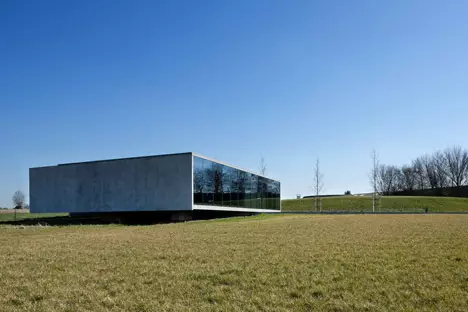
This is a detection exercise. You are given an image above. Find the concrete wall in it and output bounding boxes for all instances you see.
[30,153,193,213]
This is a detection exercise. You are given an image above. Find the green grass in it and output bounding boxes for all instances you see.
[0,214,467,311]
[0,212,67,222]
[282,196,468,212]
[205,198,280,210]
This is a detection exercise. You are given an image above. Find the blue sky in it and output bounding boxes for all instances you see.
[1,0,468,206]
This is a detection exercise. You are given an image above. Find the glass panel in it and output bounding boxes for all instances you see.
[202,158,214,205]
[212,162,223,206]
[267,179,272,210]
[236,169,246,208]
[222,165,231,207]
[194,156,281,210]
[244,173,251,208]
[193,156,204,204]
[255,175,261,209]
[250,174,257,209]
[274,181,281,210]
[239,170,249,208]
[230,169,239,207]
[260,177,268,209]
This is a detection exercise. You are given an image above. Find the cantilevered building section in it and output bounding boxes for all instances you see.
[29,152,281,214]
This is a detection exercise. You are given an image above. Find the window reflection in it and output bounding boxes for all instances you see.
[193,156,280,210]
[222,165,231,207]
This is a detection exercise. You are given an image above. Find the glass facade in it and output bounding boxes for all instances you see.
[193,156,281,210]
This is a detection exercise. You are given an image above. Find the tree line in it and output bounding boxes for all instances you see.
[375,146,468,195]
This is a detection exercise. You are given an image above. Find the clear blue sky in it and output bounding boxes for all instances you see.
[1,0,468,206]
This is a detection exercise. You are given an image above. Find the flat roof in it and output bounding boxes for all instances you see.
[57,152,192,166]
[31,152,280,182]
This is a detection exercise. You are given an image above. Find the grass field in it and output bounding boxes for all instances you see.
[282,196,468,212]
[0,214,467,311]
[0,212,67,222]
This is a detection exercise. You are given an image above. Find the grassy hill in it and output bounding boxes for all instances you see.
[2,195,467,223]
[282,196,468,212]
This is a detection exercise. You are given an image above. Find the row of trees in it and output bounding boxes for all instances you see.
[373,146,468,195]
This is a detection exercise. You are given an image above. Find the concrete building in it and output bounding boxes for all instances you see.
[30,153,281,217]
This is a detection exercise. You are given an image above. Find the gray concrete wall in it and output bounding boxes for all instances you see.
[30,153,193,213]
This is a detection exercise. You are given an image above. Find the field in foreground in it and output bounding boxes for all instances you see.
[0,215,467,312]
[282,195,468,212]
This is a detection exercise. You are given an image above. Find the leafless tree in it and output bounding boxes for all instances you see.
[412,157,426,190]
[369,150,379,212]
[433,151,449,188]
[377,165,399,195]
[259,156,267,176]
[400,165,416,191]
[421,154,439,189]
[372,146,468,195]
[313,158,324,211]
[12,190,25,209]
[443,146,468,187]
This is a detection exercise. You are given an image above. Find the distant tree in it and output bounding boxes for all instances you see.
[374,145,468,195]
[394,167,405,192]
[12,190,25,209]
[313,158,324,211]
[377,165,399,195]
[258,156,267,176]
[419,153,448,189]
[400,165,416,191]
[443,146,468,187]
[369,149,379,212]
[344,190,351,195]
[433,151,449,188]
[412,157,426,190]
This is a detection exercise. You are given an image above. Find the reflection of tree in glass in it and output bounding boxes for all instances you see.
[230,170,244,193]
[204,163,224,205]
[229,170,247,207]
[194,170,205,194]
[193,156,280,210]
[212,165,223,195]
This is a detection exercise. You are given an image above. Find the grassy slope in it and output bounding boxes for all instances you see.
[0,214,467,311]
[282,196,468,212]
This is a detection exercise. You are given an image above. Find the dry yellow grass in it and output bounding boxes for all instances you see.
[0,214,467,311]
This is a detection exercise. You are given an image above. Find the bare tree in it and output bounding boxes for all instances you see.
[370,146,468,196]
[370,150,379,212]
[421,154,439,189]
[313,158,324,212]
[258,156,267,176]
[412,157,426,190]
[393,167,405,192]
[400,165,416,191]
[432,151,449,188]
[377,165,399,195]
[12,190,25,209]
[443,146,468,187]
